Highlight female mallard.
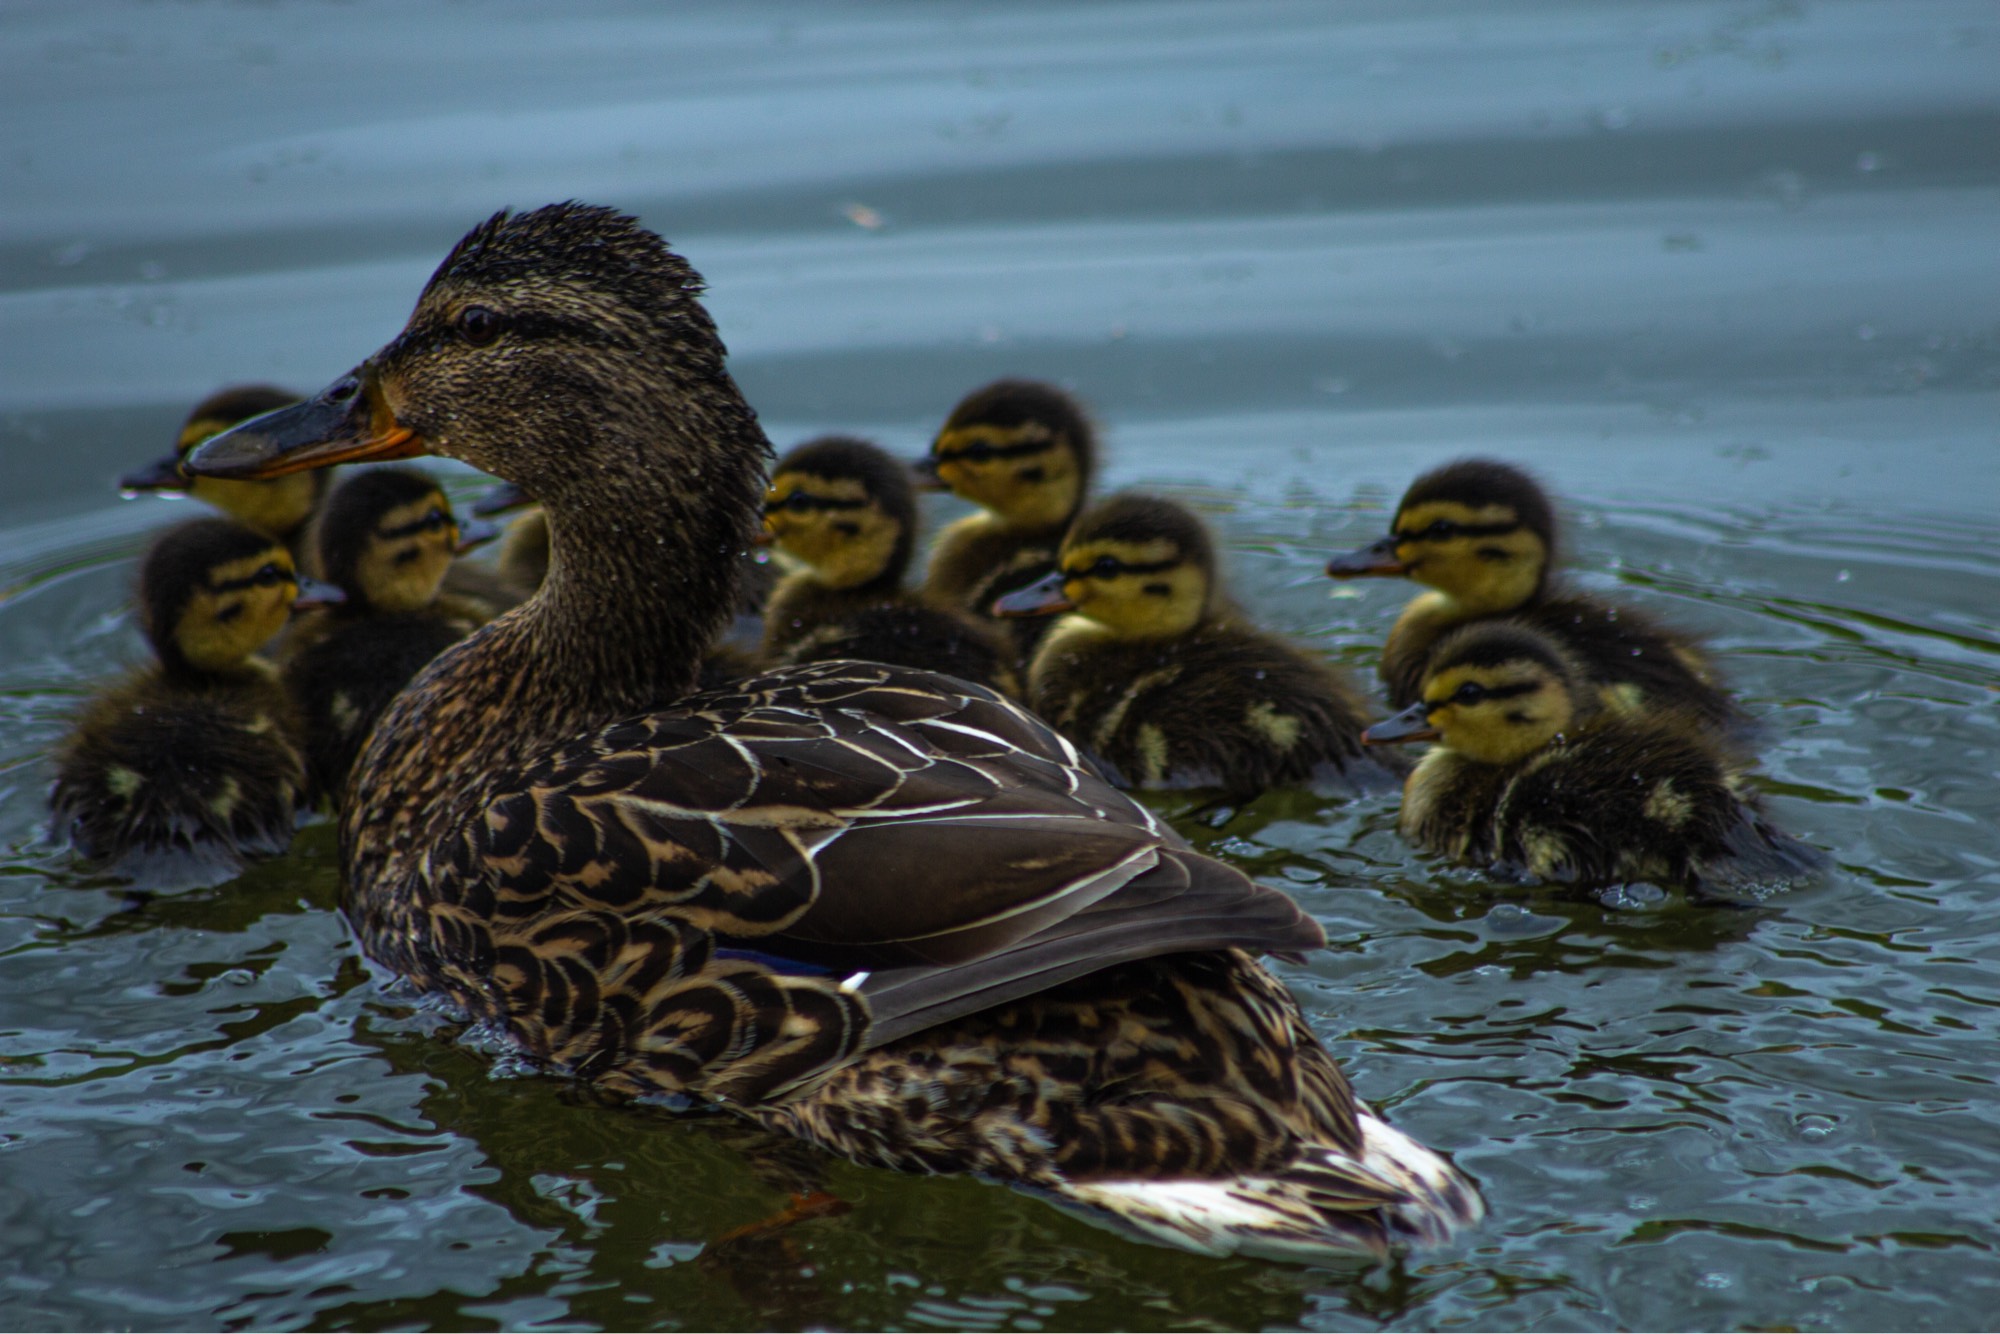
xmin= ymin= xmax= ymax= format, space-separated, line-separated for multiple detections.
xmin=47 ymin=517 xmax=336 ymax=884
xmin=1362 ymin=621 xmax=1819 ymax=897
xmin=996 ymin=493 xmax=1397 ymax=798
xmin=282 ymin=467 xmax=493 ymax=804
xmin=762 ymin=435 xmax=1019 ymax=695
xmin=1325 ymin=458 xmax=1750 ymax=735
xmin=184 ymin=203 xmax=1480 ymax=1260
xmin=918 ymin=379 xmax=1096 ymax=663
xmin=119 ymin=385 xmax=326 ymax=557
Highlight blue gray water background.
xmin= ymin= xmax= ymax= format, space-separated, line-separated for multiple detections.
xmin=2 ymin=2 xmax=1999 ymax=1328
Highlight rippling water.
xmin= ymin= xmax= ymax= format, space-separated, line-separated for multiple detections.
xmin=4 ymin=2 xmax=1999 ymax=1328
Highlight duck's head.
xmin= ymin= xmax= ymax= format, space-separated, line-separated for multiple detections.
xmin=920 ymin=379 xmax=1094 ymax=530
xmin=312 ymin=468 xmax=469 ymax=613
xmin=762 ymin=436 xmax=916 ymax=591
xmin=120 ymin=385 xmax=321 ymax=538
xmin=180 ymin=203 xmax=767 ymax=530
xmin=1326 ymin=459 xmax=1554 ymax=614
xmin=138 ymin=518 xmax=341 ymax=677
xmin=994 ymin=493 xmax=1214 ymax=640
xmin=1363 ymin=622 xmax=1580 ymax=765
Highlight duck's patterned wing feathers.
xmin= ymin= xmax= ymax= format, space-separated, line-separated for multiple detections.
xmin=446 ymin=661 xmax=1324 ymax=1103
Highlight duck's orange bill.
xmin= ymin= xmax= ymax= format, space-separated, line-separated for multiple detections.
xmin=183 ymin=369 xmax=423 ymax=480
xmin=991 ymin=570 xmax=1075 ymax=618
xmin=1361 ymin=702 xmax=1440 ymax=745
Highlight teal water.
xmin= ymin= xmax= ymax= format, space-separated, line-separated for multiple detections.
xmin=3 ymin=2 xmax=1999 ymax=1328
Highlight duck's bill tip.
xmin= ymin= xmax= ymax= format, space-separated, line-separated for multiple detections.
xmin=1361 ymin=706 xmax=1439 ymax=745
xmin=183 ymin=372 xmax=422 ymax=480
xmin=117 ymin=453 xmax=189 ymax=494
xmin=1324 ymin=536 xmax=1409 ymax=578
xmin=991 ymin=572 xmax=1075 ymax=618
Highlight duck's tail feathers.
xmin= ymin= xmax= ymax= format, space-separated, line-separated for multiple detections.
xmin=1694 ymin=809 xmax=1829 ymax=904
xmin=1045 ymin=1108 xmax=1483 ymax=1264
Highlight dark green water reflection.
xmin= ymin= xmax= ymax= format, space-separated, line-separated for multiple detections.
xmin=3 ymin=1 xmax=1998 ymax=1329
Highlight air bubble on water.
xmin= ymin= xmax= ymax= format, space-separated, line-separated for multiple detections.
xmin=1836 ymin=569 xmax=1850 ymax=583
xmin=220 ymin=968 xmax=256 ymax=987
xmin=1795 ymin=1113 xmax=1838 ymax=1142
xmin=1699 ymin=1272 xmax=1733 ymax=1290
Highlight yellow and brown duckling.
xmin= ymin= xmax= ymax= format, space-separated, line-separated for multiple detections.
xmin=762 ymin=435 xmax=1019 ymax=695
xmin=1326 ymin=458 xmax=1751 ymax=737
xmin=47 ymin=518 xmax=339 ymax=884
xmin=919 ymin=379 xmax=1096 ymax=663
xmin=184 ymin=203 xmax=1480 ymax=1260
xmin=119 ymin=384 xmax=326 ymax=558
xmin=281 ymin=467 xmax=496 ymax=805
xmin=1362 ymin=621 xmax=1820 ymax=898
xmin=996 ymin=493 xmax=1397 ymax=798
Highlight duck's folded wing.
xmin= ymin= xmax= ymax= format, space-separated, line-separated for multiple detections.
xmin=459 ymin=662 xmax=1323 ymax=1099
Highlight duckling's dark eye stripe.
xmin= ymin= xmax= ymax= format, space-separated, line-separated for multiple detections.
xmin=764 ymin=494 xmax=869 ymax=514
xmin=932 ymin=439 xmax=1054 ymax=464
xmin=1395 ymin=520 xmax=1521 ymax=542
xmin=379 ymin=511 xmax=454 ymax=540
xmin=1429 ymin=681 xmax=1537 ymax=711
xmin=1065 ymin=556 xmax=1179 ymax=578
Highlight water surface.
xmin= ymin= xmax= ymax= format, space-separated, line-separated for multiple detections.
xmin=3 ymin=2 xmax=1999 ymax=1329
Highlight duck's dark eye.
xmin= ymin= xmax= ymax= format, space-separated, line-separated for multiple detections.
xmin=252 ymin=563 xmax=286 ymax=587
xmin=961 ymin=442 xmax=994 ymax=463
xmin=784 ymin=493 xmax=817 ymax=512
xmin=1422 ymin=520 xmax=1459 ymax=541
xmin=1088 ymin=556 xmax=1122 ymax=578
xmin=423 ymin=508 xmax=449 ymax=531
xmin=1452 ymin=681 xmax=1487 ymax=705
xmin=457 ymin=306 xmax=503 ymax=346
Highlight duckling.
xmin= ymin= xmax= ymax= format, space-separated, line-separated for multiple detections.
xmin=47 ymin=518 xmax=335 ymax=884
xmin=119 ymin=385 xmax=326 ymax=557
xmin=919 ymin=379 xmax=1096 ymax=662
xmin=995 ymin=493 xmax=1396 ymax=798
xmin=281 ymin=468 xmax=494 ymax=804
xmin=1325 ymin=458 xmax=1750 ymax=736
xmin=1362 ymin=621 xmax=1820 ymax=897
xmin=762 ymin=435 xmax=1019 ymax=695
xmin=183 ymin=204 xmax=1480 ymax=1260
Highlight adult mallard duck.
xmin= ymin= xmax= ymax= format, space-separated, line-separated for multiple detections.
xmin=1325 ymin=458 xmax=1750 ymax=736
xmin=1362 ymin=621 xmax=1819 ymax=897
xmin=282 ymin=467 xmax=495 ymax=805
xmin=995 ymin=493 xmax=1397 ymax=799
xmin=119 ymin=385 xmax=325 ymax=558
xmin=47 ymin=517 xmax=338 ymax=884
xmin=762 ymin=435 xmax=1019 ymax=696
xmin=184 ymin=203 xmax=1480 ymax=1260
xmin=918 ymin=379 xmax=1096 ymax=664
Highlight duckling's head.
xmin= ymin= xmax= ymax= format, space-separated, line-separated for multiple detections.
xmin=1326 ymin=459 xmax=1554 ymax=614
xmin=1363 ymin=622 xmax=1580 ymax=765
xmin=138 ymin=518 xmax=324 ymax=677
xmin=763 ymin=436 xmax=916 ymax=591
xmin=313 ymin=468 xmax=464 ymax=613
xmin=119 ymin=385 xmax=321 ymax=538
xmin=995 ymin=493 xmax=1215 ymax=640
xmin=923 ymin=379 xmax=1095 ymax=530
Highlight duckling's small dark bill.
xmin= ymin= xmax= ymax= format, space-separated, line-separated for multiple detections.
xmin=992 ymin=571 xmax=1074 ymax=617
xmin=1362 ymin=703 xmax=1439 ymax=745
xmin=1325 ymin=535 xmax=1409 ymax=578
xmin=470 ymin=480 xmax=534 ymax=517
xmin=118 ymin=453 xmax=188 ymax=493
xmin=185 ymin=372 xmax=422 ymax=480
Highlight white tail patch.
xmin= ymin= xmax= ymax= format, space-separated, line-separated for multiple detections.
xmin=1050 ymin=1104 xmax=1482 ymax=1263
